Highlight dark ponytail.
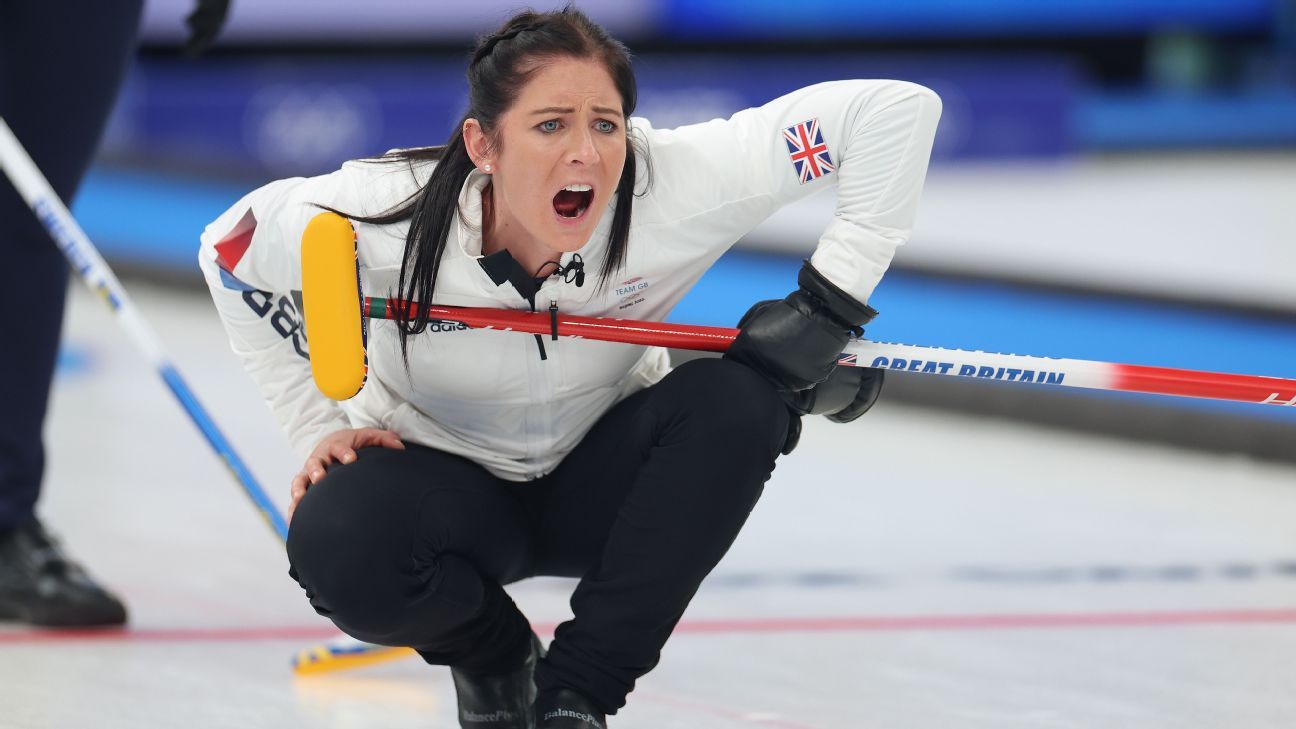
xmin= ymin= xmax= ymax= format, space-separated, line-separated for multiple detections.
xmin=332 ymin=6 xmax=647 ymax=364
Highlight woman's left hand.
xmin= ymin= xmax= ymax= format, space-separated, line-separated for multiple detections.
xmin=288 ymin=427 xmax=405 ymax=524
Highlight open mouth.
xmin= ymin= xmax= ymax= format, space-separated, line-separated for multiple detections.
xmin=553 ymin=184 xmax=594 ymax=219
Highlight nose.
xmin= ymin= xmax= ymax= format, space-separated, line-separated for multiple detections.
xmin=567 ymin=127 xmax=599 ymax=166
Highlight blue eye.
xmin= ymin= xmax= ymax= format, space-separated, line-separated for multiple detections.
xmin=538 ymin=120 xmax=560 ymax=133
xmin=595 ymin=120 xmax=617 ymax=133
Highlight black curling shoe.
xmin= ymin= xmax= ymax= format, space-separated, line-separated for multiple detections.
xmin=0 ymin=517 xmax=127 ymax=627
xmin=535 ymin=689 xmax=607 ymax=729
xmin=452 ymin=632 xmax=545 ymax=728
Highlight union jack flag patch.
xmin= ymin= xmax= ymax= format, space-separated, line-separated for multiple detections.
xmin=783 ymin=118 xmax=834 ymax=184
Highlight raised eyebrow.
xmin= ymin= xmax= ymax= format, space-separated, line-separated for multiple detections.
xmin=529 ymin=105 xmax=624 ymax=116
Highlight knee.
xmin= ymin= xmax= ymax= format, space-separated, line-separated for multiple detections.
xmin=666 ymin=358 xmax=789 ymax=441
xmin=286 ymin=471 xmax=417 ymax=637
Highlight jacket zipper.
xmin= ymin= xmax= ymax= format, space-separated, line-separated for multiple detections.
xmin=523 ymin=293 xmax=562 ymax=479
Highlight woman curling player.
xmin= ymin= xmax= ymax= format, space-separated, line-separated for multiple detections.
xmin=199 ymin=7 xmax=940 ymax=728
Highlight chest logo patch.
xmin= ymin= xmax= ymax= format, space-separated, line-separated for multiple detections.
xmin=615 ymin=276 xmax=650 ymax=311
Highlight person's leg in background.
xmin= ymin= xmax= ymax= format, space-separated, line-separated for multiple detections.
xmin=0 ymin=0 xmax=145 ymax=626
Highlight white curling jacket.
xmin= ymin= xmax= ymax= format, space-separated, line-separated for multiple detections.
xmin=199 ymin=80 xmax=942 ymax=481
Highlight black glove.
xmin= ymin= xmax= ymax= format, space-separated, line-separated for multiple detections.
xmin=724 ymin=261 xmax=877 ymax=392
xmin=184 ymin=0 xmax=231 ymax=58
xmin=786 ymin=363 xmax=884 ymax=422
xmin=774 ymin=364 xmax=885 ymax=454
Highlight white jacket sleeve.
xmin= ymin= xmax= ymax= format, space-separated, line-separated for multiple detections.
xmin=637 ymin=80 xmax=942 ymax=303
xmin=197 ymin=169 xmax=357 ymax=458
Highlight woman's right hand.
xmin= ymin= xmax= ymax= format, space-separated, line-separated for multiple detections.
xmin=288 ymin=428 xmax=405 ymax=524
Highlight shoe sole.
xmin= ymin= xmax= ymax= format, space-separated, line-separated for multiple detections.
xmin=0 ymin=595 xmax=127 ymax=627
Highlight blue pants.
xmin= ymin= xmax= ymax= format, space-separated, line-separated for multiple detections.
xmin=0 ymin=0 xmax=143 ymax=530
xmin=287 ymin=358 xmax=791 ymax=714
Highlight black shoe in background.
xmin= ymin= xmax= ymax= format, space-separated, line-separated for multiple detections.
xmin=452 ymin=632 xmax=545 ymax=728
xmin=535 ymin=688 xmax=607 ymax=729
xmin=0 ymin=517 xmax=128 ymax=627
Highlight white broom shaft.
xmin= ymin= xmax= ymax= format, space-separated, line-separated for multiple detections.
xmin=0 ymin=119 xmax=169 ymax=363
xmin=0 ymin=116 xmax=289 ymax=540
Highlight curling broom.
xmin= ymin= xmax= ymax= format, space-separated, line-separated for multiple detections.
xmin=0 ymin=120 xmax=412 ymax=676
xmin=302 ymin=211 xmax=1296 ymax=409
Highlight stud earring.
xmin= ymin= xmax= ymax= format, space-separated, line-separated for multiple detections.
xmin=483 ymin=163 xmax=493 ymax=173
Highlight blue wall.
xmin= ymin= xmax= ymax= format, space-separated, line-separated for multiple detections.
xmin=662 ymin=0 xmax=1277 ymax=38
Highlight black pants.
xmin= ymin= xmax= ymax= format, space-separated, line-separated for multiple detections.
xmin=287 ymin=358 xmax=790 ymax=713
xmin=0 ymin=0 xmax=143 ymax=531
